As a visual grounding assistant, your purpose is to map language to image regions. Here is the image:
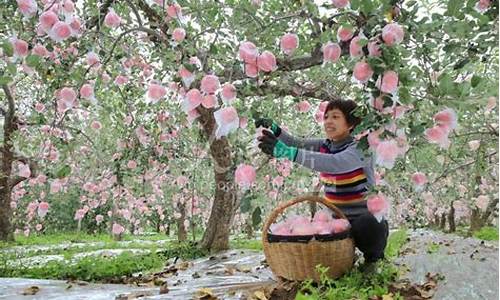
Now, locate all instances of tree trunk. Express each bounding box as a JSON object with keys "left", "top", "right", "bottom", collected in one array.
[
  {"left": 244, "top": 219, "right": 254, "bottom": 239},
  {"left": 309, "top": 183, "right": 322, "bottom": 218},
  {"left": 155, "top": 218, "right": 160, "bottom": 233},
  {"left": 480, "top": 197, "right": 499, "bottom": 227},
  {"left": 469, "top": 208, "right": 483, "bottom": 234},
  {"left": 177, "top": 202, "right": 187, "bottom": 242},
  {"left": 112, "top": 164, "right": 123, "bottom": 241},
  {"left": 0, "top": 184, "right": 14, "bottom": 241},
  {"left": 0, "top": 84, "right": 16, "bottom": 241},
  {"left": 191, "top": 221, "right": 196, "bottom": 242},
  {"left": 198, "top": 107, "right": 237, "bottom": 252},
  {"left": 434, "top": 214, "right": 440, "bottom": 228},
  {"left": 199, "top": 138, "right": 237, "bottom": 251},
  {"left": 439, "top": 212, "right": 446, "bottom": 230},
  {"left": 448, "top": 201, "right": 456, "bottom": 233}
]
